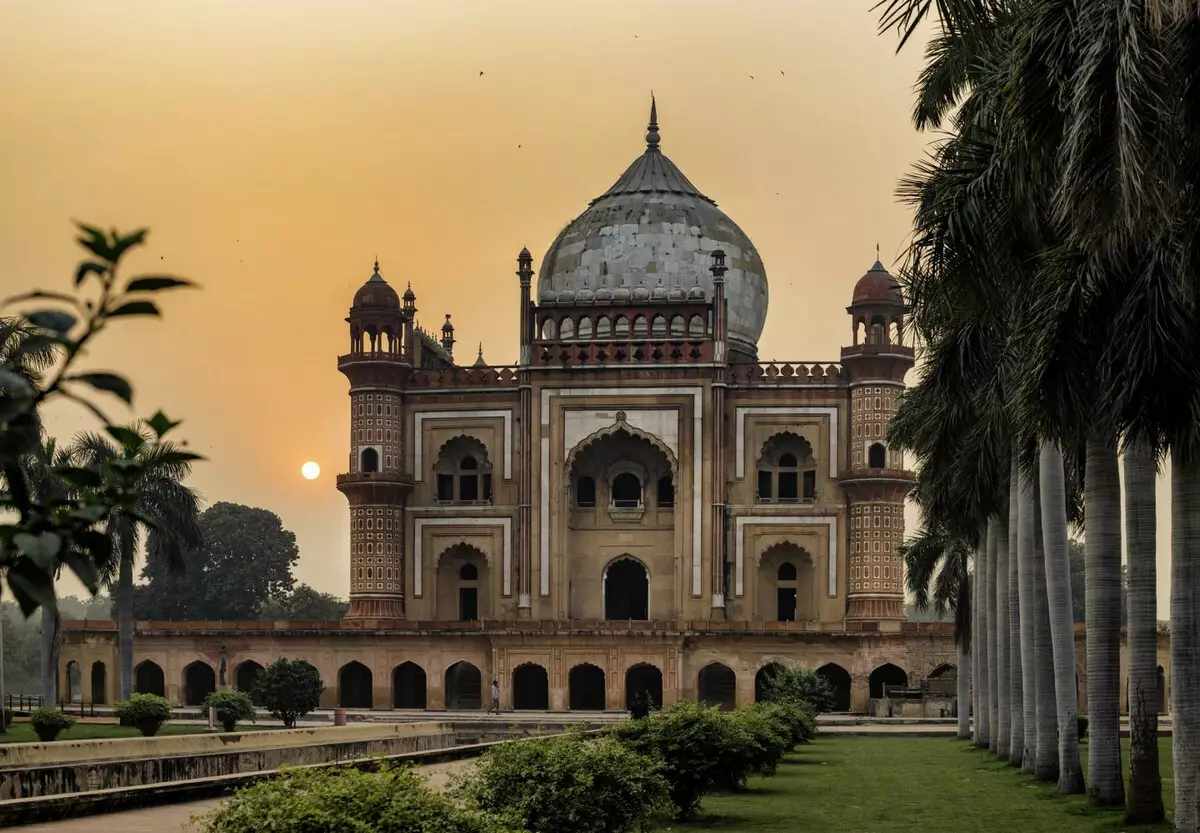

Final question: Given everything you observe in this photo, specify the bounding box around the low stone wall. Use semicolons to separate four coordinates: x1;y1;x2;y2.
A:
868;696;958;719
0;722;452;801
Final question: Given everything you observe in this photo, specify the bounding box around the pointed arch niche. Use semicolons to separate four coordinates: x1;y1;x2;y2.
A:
435;543;490;620
756;542;817;622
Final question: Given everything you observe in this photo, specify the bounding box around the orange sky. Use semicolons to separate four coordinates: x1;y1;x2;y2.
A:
0;1;1173;615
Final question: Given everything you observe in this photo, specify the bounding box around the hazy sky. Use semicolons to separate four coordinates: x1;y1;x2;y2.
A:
1;1;1173;615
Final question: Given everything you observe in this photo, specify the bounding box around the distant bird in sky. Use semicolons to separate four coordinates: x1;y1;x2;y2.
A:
780;70;785;75
518;144;522;149
749;75;755;80
479;71;484;76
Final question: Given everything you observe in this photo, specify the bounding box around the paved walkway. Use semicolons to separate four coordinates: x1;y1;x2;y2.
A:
14;760;469;833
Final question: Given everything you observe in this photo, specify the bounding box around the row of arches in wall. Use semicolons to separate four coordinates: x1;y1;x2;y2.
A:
541;314;707;342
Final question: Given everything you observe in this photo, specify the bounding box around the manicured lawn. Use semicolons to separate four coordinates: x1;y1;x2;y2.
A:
658;736;1175;832
0;722;267;744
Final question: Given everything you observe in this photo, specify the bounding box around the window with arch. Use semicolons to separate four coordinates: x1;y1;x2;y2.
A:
435;437;494;504
777;562;798;621
576;475;596;508
560;318;575;340
360;447;379;473
611;472;643;508
670;315;685;336
867;442;887;469
578;317;593;338
656;475;674;508
541;319;557;340
596;316;612;338
615;315;630;337
688;315;706;338
756;433;817;503
632;315;648;337
651;315;667;337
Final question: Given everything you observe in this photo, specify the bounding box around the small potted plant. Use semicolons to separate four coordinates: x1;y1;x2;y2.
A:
30;707;76;742
202;690;256;732
114;693;173;737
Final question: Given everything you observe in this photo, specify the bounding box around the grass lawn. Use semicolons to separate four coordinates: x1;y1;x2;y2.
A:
0;722;270;744
658;736;1175;832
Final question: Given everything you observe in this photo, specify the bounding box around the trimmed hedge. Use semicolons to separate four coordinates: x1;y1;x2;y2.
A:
114;693;172;737
203;690;257;732
30;707;75;742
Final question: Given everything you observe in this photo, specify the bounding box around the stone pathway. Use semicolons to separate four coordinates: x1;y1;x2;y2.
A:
14;759;471;833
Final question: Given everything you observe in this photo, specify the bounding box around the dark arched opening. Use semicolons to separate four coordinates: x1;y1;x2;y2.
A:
568;664;606;710
183;661;216;706
134;660;165;697
869;663;908;699
605;558;649;620
361;447;379;473
867;442;886;469
445;661;482;710
1158;665;1167;714
818;663;852;711
625;663;663;710
754;662;786;703
698;662;737;711
90;661;107;704
611;472;642;507
657;476;674;508
576;476;596;508
66;661;82;702
339;661;373;708
512;664;549;710
393;662;427;709
235;661;264;704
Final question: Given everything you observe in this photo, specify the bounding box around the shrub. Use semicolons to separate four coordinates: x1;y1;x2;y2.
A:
719;705;794;786
758;665;836;713
252;658;323;728
199;763;520;833
203;690;256;732
115;693;172;737
1078;713;1089;740
455;731;670;833
756;699;817;746
30;707;75;742
613;700;741;820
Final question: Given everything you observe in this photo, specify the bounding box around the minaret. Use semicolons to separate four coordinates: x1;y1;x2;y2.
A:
440;314;455;356
515;247;535;612
709;249;729;610
338;260;412;620
839;257;914;621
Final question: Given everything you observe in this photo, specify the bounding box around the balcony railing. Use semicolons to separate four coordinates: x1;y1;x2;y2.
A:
731;362;842;385
533;339;711;367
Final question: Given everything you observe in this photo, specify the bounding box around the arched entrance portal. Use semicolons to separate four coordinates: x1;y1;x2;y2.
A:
869;663;908;699
818;663;852;711
604;558;649;620
754;663;786;702
235;661;264;703
393;662;427;709
698;662;737;711
625;663;663;710
339;661;373;708
445;661;482;710
90;662;108;704
134;661;165;697
66;661;82;702
182;661;216;706
568;664;606;710
512;664;549;710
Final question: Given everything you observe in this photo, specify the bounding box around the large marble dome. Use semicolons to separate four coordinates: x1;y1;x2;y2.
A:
537;100;769;356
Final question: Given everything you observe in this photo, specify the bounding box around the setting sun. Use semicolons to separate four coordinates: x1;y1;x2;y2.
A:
301;461;320;481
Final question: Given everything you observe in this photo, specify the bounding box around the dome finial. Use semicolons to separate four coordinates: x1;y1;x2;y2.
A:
646;93;660;151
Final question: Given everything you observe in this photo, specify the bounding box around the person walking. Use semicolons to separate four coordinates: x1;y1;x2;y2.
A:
487;679;501;714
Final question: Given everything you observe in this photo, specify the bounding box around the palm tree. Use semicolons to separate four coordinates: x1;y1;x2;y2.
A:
1031;476;1059;783
1007;455;1023;766
74;425;202;699
995;503;1012;760
1016;458;1039;774
1124;439;1163;823
902;522;973;739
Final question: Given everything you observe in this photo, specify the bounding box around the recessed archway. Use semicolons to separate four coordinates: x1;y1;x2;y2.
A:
393;662;427;709
568;663;606;710
625;663;663;710
134;660;165;697
604;557;649;620
869;663;908;699
512;663;549;710
90;661;107;704
66;661;82;702
339;661;373;709
698;662;737;711
182;661;216;706
754;662;786;703
445;661;482;710
818;663;852;711
235;660;264;704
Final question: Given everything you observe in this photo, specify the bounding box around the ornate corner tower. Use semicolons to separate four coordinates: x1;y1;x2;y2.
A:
337;261;413;619
839;259;915;621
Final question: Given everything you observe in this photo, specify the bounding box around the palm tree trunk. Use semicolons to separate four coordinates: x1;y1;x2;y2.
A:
979;527;992;748
39;604;58;704
1032;475;1058;781
989;518;1001;753
1171;452;1200;832
995;509;1011;761
1085;434;1125;806
1019;461;1039;773
1039;440;1085;795
972;548;981;745
1008;454;1023;766
1124;439;1162;824
118;540;135;700
957;636;971;739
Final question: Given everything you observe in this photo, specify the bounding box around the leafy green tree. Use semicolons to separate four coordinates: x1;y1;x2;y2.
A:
257;583;348;621
757;665;836;715
252;658;323;728
74;424;202;699
134;502;298;621
203;690;256;732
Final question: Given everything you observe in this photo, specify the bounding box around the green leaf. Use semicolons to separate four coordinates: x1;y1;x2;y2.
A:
14;531;63;569
75;261;108;287
156;450;204;465
125;275;194;293
106;300;160;318
68;372;134;404
145;410;181;437
0;367;34;396
110;228;148;261
55;466;105;489
70;502;110;523
60;548;101;592
105;424;145;449
26;309;78;334
74;529;115;572
75;224;114;262
6;566;57;617
4;289;79;306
